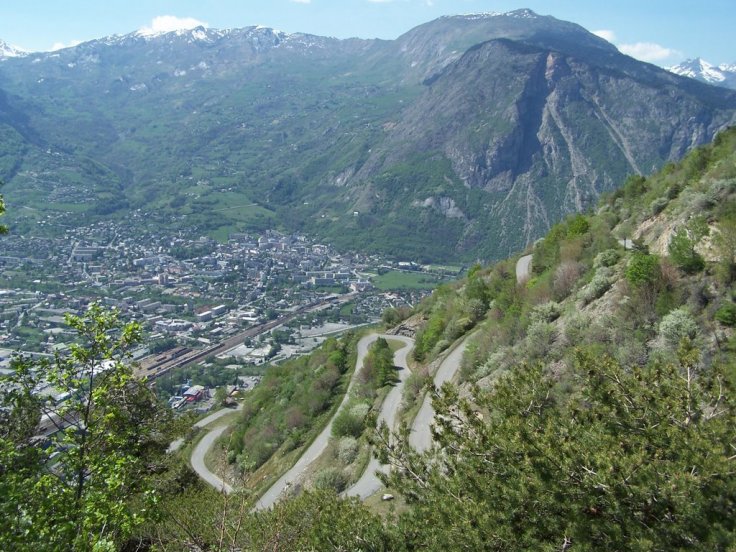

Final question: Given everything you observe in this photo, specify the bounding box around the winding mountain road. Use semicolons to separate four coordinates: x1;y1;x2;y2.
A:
343;335;414;499
170;403;244;454
194;403;245;428
186;403;245;492
191;425;234;493
408;336;470;453
253;333;412;510
189;330;469;503
516;254;533;284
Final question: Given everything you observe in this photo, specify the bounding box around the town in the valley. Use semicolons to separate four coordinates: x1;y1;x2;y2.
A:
0;215;461;412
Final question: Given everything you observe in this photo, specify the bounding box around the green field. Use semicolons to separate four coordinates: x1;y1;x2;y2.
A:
372;270;447;291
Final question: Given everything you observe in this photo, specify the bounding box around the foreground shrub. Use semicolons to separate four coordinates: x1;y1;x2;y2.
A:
578;269;613;305
380;351;736;551
659;307;699;346
593;249;620;269
715;302;736;326
625;253;661;288
337;436;359;465
313;467;348;493
530;301;561;324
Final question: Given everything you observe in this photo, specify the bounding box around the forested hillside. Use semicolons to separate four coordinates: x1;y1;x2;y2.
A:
375;124;736;551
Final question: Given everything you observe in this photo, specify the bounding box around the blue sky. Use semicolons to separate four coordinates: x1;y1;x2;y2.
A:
1;0;734;66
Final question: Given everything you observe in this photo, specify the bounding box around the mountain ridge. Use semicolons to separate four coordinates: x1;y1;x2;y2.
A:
334;37;736;257
0;11;735;261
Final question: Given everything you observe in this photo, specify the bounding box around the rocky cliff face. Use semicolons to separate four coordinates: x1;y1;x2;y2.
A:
342;38;736;258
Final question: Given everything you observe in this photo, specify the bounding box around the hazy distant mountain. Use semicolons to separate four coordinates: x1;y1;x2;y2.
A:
669;58;736;90
0;10;734;261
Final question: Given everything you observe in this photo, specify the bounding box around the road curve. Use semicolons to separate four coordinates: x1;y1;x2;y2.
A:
516;254;533;284
170;404;244;454
191;424;234;493
196;402;244;428
409;336;470;452
343;335;414;499
253;333;411;510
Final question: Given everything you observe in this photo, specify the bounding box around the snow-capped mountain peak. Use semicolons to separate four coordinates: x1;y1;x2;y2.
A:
124;24;291;46
0;39;27;59
137;25;213;41
669;57;725;82
668;57;736;90
444;9;540;22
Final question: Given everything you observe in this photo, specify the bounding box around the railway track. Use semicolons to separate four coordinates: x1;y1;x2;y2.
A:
136;294;355;380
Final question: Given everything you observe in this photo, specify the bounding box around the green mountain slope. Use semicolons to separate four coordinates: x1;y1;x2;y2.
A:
0;11;735;260
411;127;736;377
346;37;736;260
140;125;736;552
362;125;736;552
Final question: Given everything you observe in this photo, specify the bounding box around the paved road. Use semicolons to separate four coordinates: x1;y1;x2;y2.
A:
253;334;411;510
516;254;533;284
344;336;414;499
191;424;234;493
169;404;244;454
409;336;470;453
194;403;244;429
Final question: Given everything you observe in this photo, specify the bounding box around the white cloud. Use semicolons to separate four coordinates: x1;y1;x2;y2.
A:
49;39;82;52
619;42;682;63
138;15;208;36
592;29;616;42
588;27;682;66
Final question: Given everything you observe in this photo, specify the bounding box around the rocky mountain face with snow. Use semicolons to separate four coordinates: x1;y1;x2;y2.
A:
0;10;735;261
669;58;736;90
0;40;26;59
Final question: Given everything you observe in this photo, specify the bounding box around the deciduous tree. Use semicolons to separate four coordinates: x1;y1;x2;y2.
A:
1;304;168;551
